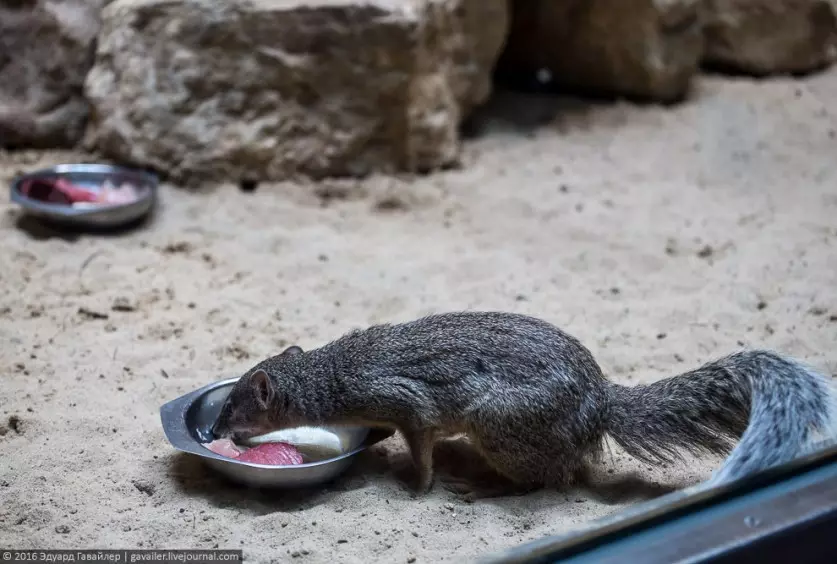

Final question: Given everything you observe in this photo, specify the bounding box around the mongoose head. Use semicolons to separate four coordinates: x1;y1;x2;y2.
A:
210;345;303;442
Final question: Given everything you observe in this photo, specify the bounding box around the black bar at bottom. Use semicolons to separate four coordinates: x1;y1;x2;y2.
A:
481;445;837;564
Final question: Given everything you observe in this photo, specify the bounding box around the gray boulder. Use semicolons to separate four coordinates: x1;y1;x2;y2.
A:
84;0;508;184
702;0;837;75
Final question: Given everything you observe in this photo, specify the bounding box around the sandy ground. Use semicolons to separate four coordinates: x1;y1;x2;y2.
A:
2;69;837;563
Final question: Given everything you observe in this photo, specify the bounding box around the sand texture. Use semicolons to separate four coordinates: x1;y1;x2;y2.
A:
1;70;837;562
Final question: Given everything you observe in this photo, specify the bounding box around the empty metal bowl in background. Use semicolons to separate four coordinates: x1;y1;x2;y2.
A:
160;378;390;489
10;163;157;229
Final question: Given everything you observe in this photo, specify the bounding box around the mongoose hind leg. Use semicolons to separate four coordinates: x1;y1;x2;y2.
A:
452;425;583;499
404;427;436;494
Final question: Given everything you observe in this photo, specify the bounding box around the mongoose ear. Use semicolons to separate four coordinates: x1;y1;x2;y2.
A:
248;369;274;410
281;345;303;356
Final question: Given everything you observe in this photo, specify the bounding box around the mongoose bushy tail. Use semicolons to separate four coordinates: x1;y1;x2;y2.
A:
605;350;837;484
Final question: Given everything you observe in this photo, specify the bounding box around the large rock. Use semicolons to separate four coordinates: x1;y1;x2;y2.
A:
496;0;704;103
702;0;837;75
0;0;104;148
84;0;508;184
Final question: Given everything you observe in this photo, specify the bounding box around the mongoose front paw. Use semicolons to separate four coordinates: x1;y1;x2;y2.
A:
409;489;428;499
405;481;432;499
413;476;434;496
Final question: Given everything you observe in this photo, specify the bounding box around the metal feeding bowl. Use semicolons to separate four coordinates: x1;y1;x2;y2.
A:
160;377;389;489
10;163;157;229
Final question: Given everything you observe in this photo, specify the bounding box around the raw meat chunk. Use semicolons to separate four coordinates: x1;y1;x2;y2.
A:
204;438;244;458
237;442;304;466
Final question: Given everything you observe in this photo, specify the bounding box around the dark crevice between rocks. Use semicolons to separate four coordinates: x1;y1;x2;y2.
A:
493;66;690;105
461;67;624;140
461;0;707;140
238;179;258;193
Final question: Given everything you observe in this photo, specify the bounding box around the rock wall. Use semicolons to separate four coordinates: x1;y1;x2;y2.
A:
82;0;508;184
0;0;105;148
3;0;836;181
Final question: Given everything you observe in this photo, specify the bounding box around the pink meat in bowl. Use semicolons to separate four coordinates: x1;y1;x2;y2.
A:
204;439;245;459
20;177;141;207
204;439;304;466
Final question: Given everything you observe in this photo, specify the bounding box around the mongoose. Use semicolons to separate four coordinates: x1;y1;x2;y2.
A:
211;311;837;494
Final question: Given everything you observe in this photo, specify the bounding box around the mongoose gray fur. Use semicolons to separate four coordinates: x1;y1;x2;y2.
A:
211;311;837;494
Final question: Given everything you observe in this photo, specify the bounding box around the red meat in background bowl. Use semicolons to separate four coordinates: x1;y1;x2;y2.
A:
20;177;140;207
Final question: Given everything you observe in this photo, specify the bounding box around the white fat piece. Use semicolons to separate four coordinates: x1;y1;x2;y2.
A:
243;426;344;453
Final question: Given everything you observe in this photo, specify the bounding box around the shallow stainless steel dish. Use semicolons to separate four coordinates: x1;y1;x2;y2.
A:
160;377;384;488
10;163;157;228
